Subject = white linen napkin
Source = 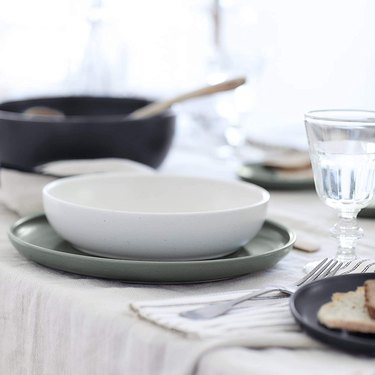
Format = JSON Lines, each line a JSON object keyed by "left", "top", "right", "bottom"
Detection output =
{"left": 0, "top": 158, "right": 153, "bottom": 216}
{"left": 131, "top": 292, "right": 294, "bottom": 339}
{"left": 130, "top": 259, "right": 375, "bottom": 341}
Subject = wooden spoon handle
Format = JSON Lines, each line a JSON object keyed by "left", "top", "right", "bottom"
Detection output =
{"left": 128, "top": 77, "right": 246, "bottom": 120}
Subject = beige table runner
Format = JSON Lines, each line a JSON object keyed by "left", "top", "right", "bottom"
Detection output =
{"left": 0, "top": 149, "right": 374, "bottom": 375}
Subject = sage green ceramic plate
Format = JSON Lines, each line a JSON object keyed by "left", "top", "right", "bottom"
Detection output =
{"left": 238, "top": 164, "right": 315, "bottom": 190}
{"left": 8, "top": 214, "right": 295, "bottom": 284}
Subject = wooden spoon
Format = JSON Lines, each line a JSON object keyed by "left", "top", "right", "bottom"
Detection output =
{"left": 22, "top": 77, "right": 246, "bottom": 121}
{"left": 127, "top": 77, "right": 246, "bottom": 120}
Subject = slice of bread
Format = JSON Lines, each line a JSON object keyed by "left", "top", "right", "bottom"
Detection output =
{"left": 318, "top": 287, "right": 375, "bottom": 334}
{"left": 365, "top": 280, "right": 375, "bottom": 319}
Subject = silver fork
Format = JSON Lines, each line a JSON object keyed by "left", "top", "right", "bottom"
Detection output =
{"left": 180, "top": 258, "right": 342, "bottom": 320}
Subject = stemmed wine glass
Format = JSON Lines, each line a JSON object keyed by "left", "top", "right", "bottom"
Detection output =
{"left": 305, "top": 110, "right": 375, "bottom": 268}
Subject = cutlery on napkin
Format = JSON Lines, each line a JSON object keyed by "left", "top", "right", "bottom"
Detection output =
{"left": 131, "top": 291, "right": 294, "bottom": 339}
{"left": 130, "top": 259, "right": 375, "bottom": 339}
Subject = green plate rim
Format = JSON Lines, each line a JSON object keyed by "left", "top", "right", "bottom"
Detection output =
{"left": 8, "top": 213, "right": 296, "bottom": 266}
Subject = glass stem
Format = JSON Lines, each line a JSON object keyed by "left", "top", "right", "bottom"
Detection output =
{"left": 330, "top": 210, "right": 363, "bottom": 262}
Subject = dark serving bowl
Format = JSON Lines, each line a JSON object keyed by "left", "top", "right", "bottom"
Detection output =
{"left": 0, "top": 96, "right": 175, "bottom": 170}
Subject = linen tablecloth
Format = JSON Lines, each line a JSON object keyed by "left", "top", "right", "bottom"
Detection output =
{"left": 0, "top": 148, "right": 375, "bottom": 375}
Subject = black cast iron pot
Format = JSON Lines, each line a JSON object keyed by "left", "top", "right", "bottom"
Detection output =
{"left": 0, "top": 96, "right": 175, "bottom": 170}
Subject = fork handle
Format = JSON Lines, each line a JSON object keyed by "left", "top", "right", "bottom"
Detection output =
{"left": 180, "top": 287, "right": 286, "bottom": 320}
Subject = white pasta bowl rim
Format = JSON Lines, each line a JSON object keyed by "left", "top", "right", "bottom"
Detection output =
{"left": 43, "top": 173, "right": 270, "bottom": 215}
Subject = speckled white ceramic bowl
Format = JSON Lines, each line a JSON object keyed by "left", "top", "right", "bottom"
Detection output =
{"left": 43, "top": 173, "right": 269, "bottom": 260}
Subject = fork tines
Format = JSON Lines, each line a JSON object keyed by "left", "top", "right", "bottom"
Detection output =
{"left": 297, "top": 258, "right": 343, "bottom": 287}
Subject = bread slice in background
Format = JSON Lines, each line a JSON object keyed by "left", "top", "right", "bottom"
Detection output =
{"left": 365, "top": 280, "right": 375, "bottom": 319}
{"left": 318, "top": 286, "right": 375, "bottom": 334}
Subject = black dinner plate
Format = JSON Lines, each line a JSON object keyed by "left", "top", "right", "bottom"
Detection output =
{"left": 359, "top": 205, "right": 375, "bottom": 218}
{"left": 290, "top": 273, "right": 375, "bottom": 355}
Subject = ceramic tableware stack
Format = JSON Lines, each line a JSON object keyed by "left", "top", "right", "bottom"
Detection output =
{"left": 0, "top": 94, "right": 175, "bottom": 216}
{"left": 8, "top": 173, "right": 296, "bottom": 283}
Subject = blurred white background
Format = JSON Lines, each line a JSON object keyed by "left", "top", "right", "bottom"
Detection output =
{"left": 0, "top": 0, "right": 374, "bottom": 151}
